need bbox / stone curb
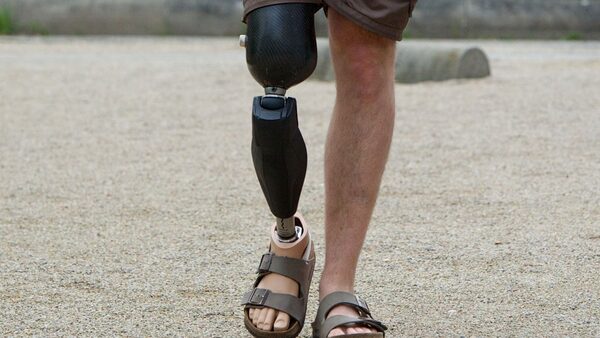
[312,40,491,84]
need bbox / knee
[336,45,396,99]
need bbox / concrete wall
[407,0,600,39]
[0,0,599,39]
[0,0,245,35]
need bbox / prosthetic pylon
[241,3,319,241]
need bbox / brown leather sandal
[241,214,316,338]
[312,292,388,338]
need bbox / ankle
[318,275,355,299]
[269,221,309,258]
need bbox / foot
[248,224,309,332]
[319,283,379,337]
[325,303,378,337]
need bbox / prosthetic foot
[242,213,315,337]
[239,3,320,337]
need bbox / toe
[257,308,269,330]
[261,308,276,331]
[252,308,261,326]
[347,327,359,334]
[328,327,345,337]
[352,327,366,333]
[273,312,290,331]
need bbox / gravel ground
[1,37,599,337]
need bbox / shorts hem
[323,0,405,41]
[242,0,322,22]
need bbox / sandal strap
[256,253,314,295]
[318,315,388,338]
[315,291,372,325]
[241,288,306,325]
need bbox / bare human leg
[319,8,397,337]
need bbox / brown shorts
[242,0,417,41]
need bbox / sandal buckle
[249,288,269,305]
[355,295,370,314]
[257,253,273,273]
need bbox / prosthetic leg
[241,3,320,241]
[240,4,320,337]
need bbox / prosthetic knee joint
[241,4,319,242]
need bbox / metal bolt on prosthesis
[276,217,303,243]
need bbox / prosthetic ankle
[241,4,319,242]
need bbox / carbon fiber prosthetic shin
[241,3,319,241]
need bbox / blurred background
[2,1,599,337]
[0,0,599,39]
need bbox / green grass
[26,22,49,35]
[0,7,14,35]
[564,32,583,41]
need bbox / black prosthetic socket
[251,96,307,238]
[245,3,319,91]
